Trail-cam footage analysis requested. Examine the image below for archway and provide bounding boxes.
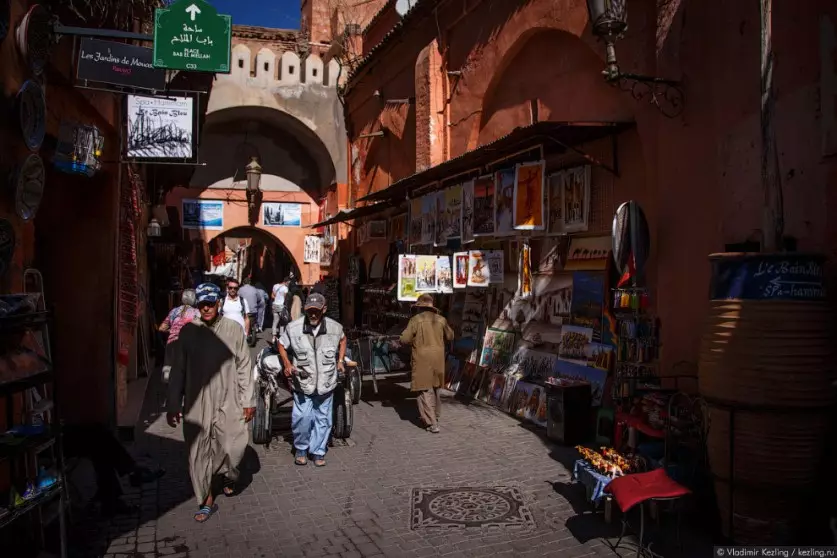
[207,226,300,291]
[190,105,337,200]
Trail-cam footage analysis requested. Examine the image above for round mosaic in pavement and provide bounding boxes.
[410,486,536,531]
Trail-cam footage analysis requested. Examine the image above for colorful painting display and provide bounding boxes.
[467,250,490,287]
[487,374,507,407]
[562,165,591,233]
[391,213,407,241]
[585,342,614,371]
[461,180,474,244]
[547,172,564,235]
[495,169,515,236]
[416,255,438,292]
[473,174,496,237]
[453,252,469,289]
[559,325,594,361]
[513,160,545,230]
[513,347,558,383]
[303,235,321,264]
[368,220,387,239]
[519,241,532,298]
[485,250,504,285]
[437,256,453,293]
[570,271,605,336]
[478,326,516,368]
[553,359,608,406]
[397,255,418,301]
[409,198,423,246]
[421,194,435,245]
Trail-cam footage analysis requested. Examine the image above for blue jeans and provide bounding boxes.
[291,391,333,457]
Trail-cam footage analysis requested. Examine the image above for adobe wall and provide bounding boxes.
[345,0,837,375]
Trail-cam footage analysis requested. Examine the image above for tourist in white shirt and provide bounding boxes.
[222,278,250,335]
[271,276,291,341]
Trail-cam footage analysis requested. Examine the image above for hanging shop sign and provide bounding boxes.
[126,94,195,159]
[14,154,45,222]
[0,0,10,43]
[77,38,167,91]
[153,0,232,73]
[15,4,53,76]
[182,199,223,230]
[263,202,302,227]
[0,219,15,277]
[303,235,321,264]
[17,80,45,152]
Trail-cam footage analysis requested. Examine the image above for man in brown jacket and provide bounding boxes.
[400,294,454,433]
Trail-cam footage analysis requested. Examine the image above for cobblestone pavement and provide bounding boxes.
[69,334,707,558]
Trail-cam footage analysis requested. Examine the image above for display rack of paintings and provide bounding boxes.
[462,180,475,244]
[513,160,545,231]
[473,174,495,237]
[495,169,515,236]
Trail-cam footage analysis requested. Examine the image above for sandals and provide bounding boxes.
[222,481,236,497]
[312,456,326,467]
[294,452,308,466]
[427,425,440,434]
[194,503,219,523]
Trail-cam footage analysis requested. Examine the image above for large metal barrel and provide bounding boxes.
[698,253,835,544]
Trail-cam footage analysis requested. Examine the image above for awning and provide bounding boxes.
[309,201,398,228]
[357,121,634,203]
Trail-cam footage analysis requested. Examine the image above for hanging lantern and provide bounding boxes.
[586,0,628,38]
[54,122,104,177]
[147,218,162,238]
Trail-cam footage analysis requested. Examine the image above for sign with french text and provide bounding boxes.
[77,38,166,91]
[126,95,194,159]
[153,0,232,73]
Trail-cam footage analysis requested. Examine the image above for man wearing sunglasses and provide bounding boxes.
[277,292,346,468]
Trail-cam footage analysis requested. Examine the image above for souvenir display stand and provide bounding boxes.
[0,279,67,558]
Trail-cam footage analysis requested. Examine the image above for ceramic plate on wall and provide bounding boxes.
[0,0,10,43]
[15,4,52,76]
[15,154,45,222]
[0,219,15,278]
[17,80,46,152]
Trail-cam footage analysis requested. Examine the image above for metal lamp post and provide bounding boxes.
[586,0,684,117]
[245,156,263,225]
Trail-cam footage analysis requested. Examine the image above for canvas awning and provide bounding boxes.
[308,200,399,228]
[356,121,634,204]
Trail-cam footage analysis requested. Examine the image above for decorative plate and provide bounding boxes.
[15,154,45,222]
[17,80,46,152]
[0,219,15,278]
[15,4,52,76]
[0,0,10,43]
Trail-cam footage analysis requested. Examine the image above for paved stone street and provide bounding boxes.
[68,335,706,558]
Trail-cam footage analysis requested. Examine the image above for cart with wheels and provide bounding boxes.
[346,332,409,395]
[251,345,361,444]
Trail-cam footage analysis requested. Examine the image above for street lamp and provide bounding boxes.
[245,156,263,224]
[147,218,162,238]
[586,0,684,117]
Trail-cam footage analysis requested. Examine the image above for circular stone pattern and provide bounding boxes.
[427,490,512,523]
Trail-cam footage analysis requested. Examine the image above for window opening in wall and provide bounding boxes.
[264,62,269,72]
[289,66,295,74]
[313,68,318,77]
[238,59,244,68]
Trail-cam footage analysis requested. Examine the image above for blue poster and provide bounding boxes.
[263,202,302,227]
[182,199,223,230]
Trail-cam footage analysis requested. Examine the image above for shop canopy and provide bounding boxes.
[309,200,399,228]
[356,120,634,204]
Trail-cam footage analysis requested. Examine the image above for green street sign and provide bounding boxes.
[153,0,232,73]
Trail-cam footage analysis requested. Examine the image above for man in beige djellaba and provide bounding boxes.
[400,293,454,433]
[166,283,255,523]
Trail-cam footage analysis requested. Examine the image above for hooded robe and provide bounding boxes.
[167,316,253,504]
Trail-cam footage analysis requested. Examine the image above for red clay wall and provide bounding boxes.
[345,0,837,376]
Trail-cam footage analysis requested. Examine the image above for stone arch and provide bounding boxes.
[476,27,633,146]
[190,105,337,199]
[207,225,302,283]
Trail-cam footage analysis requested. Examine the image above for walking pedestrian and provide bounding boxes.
[221,278,250,336]
[158,289,199,382]
[255,283,269,332]
[238,278,260,345]
[399,294,453,433]
[277,292,346,467]
[271,275,291,341]
[166,283,255,523]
